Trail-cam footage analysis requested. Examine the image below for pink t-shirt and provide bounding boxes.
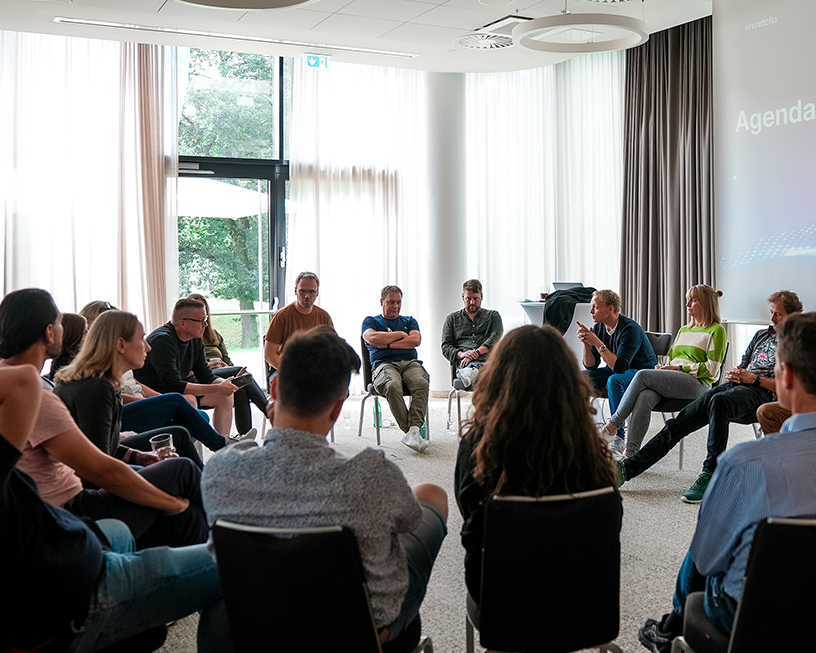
[14,384,84,507]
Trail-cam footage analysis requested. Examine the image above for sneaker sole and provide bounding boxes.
[401,439,423,453]
[680,495,703,504]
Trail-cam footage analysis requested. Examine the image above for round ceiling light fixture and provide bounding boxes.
[512,13,648,53]
[173,0,318,9]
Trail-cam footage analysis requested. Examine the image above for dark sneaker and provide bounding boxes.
[615,460,626,488]
[681,472,712,504]
[638,617,674,653]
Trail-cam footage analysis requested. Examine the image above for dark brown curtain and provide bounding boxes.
[620,16,713,336]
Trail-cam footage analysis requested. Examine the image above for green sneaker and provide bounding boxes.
[615,460,626,488]
[681,472,712,504]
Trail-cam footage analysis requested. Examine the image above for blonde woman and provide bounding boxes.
[602,285,727,458]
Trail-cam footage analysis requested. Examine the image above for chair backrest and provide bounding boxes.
[645,331,673,357]
[728,517,816,652]
[478,487,622,653]
[360,336,374,388]
[212,520,382,653]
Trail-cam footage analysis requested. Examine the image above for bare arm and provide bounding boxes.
[363,328,409,348]
[43,427,189,515]
[0,366,43,451]
[264,339,282,370]
[389,330,421,349]
[183,379,238,397]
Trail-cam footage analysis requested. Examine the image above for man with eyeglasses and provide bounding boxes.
[264,271,334,375]
[135,298,238,437]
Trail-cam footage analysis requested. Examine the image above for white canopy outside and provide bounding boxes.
[176,177,268,219]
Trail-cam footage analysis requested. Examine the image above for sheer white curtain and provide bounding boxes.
[466,51,625,329]
[289,59,425,368]
[0,31,171,329]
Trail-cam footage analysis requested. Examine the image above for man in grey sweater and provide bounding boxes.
[201,326,448,644]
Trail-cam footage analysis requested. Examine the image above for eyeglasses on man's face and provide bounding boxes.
[298,289,318,297]
[183,316,208,324]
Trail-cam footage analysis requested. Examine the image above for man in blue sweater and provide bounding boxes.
[578,289,657,452]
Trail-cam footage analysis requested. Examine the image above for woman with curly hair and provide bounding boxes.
[455,324,619,599]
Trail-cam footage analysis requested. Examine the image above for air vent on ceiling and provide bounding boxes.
[456,33,514,50]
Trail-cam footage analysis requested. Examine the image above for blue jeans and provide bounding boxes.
[585,368,638,437]
[69,519,229,653]
[385,501,447,642]
[122,393,226,452]
[622,382,774,478]
[671,550,738,636]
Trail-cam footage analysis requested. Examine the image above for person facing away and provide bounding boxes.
[201,326,448,645]
[441,278,503,389]
[618,289,803,504]
[264,271,334,374]
[362,285,431,453]
[577,289,657,441]
[636,311,816,652]
[455,324,620,600]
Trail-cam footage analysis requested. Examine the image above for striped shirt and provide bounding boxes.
[668,323,727,386]
[689,412,816,600]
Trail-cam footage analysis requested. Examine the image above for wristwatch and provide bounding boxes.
[752,375,762,387]
[598,345,608,354]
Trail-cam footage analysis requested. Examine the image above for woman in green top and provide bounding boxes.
[601,285,727,458]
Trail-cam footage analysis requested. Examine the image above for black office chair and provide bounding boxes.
[466,487,624,653]
[212,521,433,653]
[358,337,429,446]
[672,517,816,653]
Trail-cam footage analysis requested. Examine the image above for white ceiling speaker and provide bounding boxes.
[513,12,648,53]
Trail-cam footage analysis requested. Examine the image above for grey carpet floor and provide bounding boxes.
[159,396,759,652]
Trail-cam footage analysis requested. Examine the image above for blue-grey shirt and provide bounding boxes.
[689,411,816,600]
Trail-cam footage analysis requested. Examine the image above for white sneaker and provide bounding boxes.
[419,436,430,452]
[608,436,625,460]
[458,366,477,388]
[401,426,423,453]
[228,428,257,445]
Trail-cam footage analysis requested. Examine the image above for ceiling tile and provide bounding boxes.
[69,0,164,11]
[313,12,403,37]
[159,1,246,21]
[386,21,468,45]
[410,4,494,30]
[302,0,356,13]
[339,0,432,22]
[238,7,328,29]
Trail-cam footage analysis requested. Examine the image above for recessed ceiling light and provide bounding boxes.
[479,0,514,6]
[172,0,319,9]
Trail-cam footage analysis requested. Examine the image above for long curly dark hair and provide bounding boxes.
[462,324,615,496]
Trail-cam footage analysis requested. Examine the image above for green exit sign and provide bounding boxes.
[306,54,329,69]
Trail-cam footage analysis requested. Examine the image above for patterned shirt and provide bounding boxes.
[201,427,422,627]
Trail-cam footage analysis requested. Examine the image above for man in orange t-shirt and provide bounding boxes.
[264,271,334,375]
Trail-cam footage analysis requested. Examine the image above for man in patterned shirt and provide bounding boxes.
[441,279,503,389]
[618,290,803,503]
[637,310,816,652]
[202,327,448,645]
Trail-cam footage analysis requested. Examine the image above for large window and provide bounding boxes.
[176,49,290,380]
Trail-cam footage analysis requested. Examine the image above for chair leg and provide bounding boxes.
[330,425,335,444]
[752,423,763,439]
[358,394,370,437]
[465,615,475,653]
[456,391,462,433]
[425,403,429,441]
[411,635,433,653]
[671,635,696,653]
[446,389,455,430]
[678,438,684,471]
[597,643,624,653]
[374,397,381,446]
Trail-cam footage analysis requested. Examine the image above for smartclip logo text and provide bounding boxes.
[746,16,777,31]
